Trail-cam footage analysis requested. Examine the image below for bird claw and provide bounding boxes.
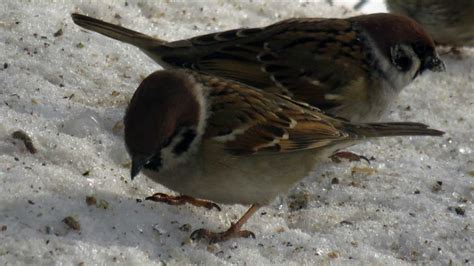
[330,151,371,164]
[145,193,221,211]
[190,227,255,244]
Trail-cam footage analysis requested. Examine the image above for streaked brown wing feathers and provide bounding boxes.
[194,74,348,155]
[179,18,366,111]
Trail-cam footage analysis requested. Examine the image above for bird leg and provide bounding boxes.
[330,151,371,164]
[145,193,221,211]
[191,204,261,243]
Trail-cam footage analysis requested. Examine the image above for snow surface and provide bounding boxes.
[0,0,472,264]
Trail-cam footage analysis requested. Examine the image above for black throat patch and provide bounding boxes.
[144,152,163,172]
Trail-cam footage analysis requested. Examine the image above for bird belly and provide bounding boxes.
[141,143,327,205]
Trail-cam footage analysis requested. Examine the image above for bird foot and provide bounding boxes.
[145,193,221,211]
[190,223,255,244]
[330,151,371,164]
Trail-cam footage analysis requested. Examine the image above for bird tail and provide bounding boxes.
[71,13,166,49]
[346,122,444,139]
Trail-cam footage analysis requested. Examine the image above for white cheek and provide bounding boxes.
[160,131,203,171]
[363,35,421,92]
[159,133,186,171]
[374,47,420,91]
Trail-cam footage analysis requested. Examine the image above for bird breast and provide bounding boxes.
[141,141,329,205]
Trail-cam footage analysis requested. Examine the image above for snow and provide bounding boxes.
[0,0,472,264]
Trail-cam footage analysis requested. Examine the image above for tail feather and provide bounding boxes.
[71,13,166,49]
[347,122,444,139]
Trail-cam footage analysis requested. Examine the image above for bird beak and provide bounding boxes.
[423,55,446,73]
[130,155,149,180]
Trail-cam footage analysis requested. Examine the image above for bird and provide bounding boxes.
[386,0,474,47]
[124,69,444,243]
[72,12,445,123]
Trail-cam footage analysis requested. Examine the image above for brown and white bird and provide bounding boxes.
[72,13,445,123]
[124,69,443,243]
[386,0,474,47]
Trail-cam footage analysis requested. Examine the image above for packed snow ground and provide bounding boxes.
[0,0,472,264]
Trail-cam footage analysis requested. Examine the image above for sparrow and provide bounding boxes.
[72,12,445,123]
[124,69,444,243]
[386,0,474,47]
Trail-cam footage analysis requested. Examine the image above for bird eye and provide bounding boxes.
[391,45,413,72]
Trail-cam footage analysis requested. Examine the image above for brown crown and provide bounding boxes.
[124,71,201,157]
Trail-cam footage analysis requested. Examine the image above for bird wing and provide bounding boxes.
[192,73,350,155]
[163,18,370,111]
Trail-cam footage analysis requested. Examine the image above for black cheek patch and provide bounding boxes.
[173,129,197,155]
